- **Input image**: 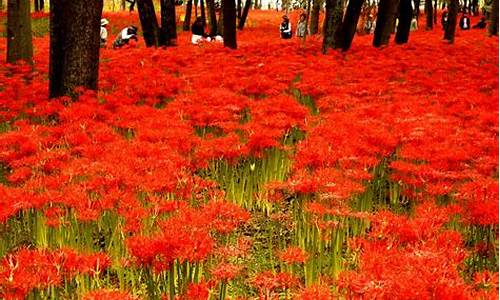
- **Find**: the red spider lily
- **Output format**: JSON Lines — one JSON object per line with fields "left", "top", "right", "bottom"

{"left": 211, "top": 263, "right": 243, "bottom": 282}
{"left": 82, "top": 289, "right": 136, "bottom": 300}
{"left": 278, "top": 246, "right": 309, "bottom": 264}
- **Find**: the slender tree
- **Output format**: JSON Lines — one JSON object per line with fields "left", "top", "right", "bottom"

{"left": 433, "top": 0, "right": 437, "bottom": 24}
{"left": 183, "top": 0, "right": 193, "bottom": 30}
{"left": 223, "top": 0, "right": 237, "bottom": 48}
{"left": 373, "top": 0, "right": 399, "bottom": 47}
{"left": 238, "top": 0, "right": 252, "bottom": 29}
{"left": 49, "top": 0, "right": 103, "bottom": 98}
{"left": 159, "top": 0, "right": 177, "bottom": 45}
{"left": 425, "top": 0, "right": 433, "bottom": 29}
{"left": 443, "top": 0, "right": 458, "bottom": 42}
{"left": 200, "top": 0, "right": 206, "bottom": 22}
{"left": 322, "top": 0, "right": 343, "bottom": 53}
{"left": 137, "top": 0, "right": 160, "bottom": 47}
{"left": 310, "top": 0, "right": 322, "bottom": 34}
{"left": 7, "top": 0, "right": 33, "bottom": 64}
{"left": 337, "top": 0, "right": 365, "bottom": 50}
{"left": 207, "top": 0, "right": 218, "bottom": 34}
{"left": 489, "top": 0, "right": 498, "bottom": 35}
{"left": 395, "top": 0, "right": 412, "bottom": 43}
{"left": 237, "top": 0, "right": 242, "bottom": 18}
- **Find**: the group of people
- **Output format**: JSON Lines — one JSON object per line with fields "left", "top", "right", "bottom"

{"left": 100, "top": 18, "right": 138, "bottom": 48}
{"left": 441, "top": 9, "right": 488, "bottom": 30}
{"left": 100, "top": 17, "right": 223, "bottom": 48}
{"left": 279, "top": 14, "right": 309, "bottom": 39}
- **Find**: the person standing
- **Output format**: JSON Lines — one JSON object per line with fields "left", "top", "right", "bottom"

{"left": 441, "top": 8, "right": 449, "bottom": 30}
{"left": 296, "top": 13, "right": 308, "bottom": 37}
{"left": 280, "top": 15, "right": 292, "bottom": 39}
{"left": 459, "top": 12, "right": 471, "bottom": 29}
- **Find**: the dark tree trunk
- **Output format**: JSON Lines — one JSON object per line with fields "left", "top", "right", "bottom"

{"left": 200, "top": 0, "right": 206, "bottom": 22}
{"left": 432, "top": 0, "right": 437, "bottom": 25}
{"left": 395, "top": 0, "right": 412, "bottom": 43}
{"left": 322, "top": 0, "right": 343, "bottom": 53}
{"left": 238, "top": 0, "right": 251, "bottom": 30}
{"left": 183, "top": 0, "right": 192, "bottom": 30}
{"left": 237, "top": 0, "right": 242, "bottom": 18}
{"left": 303, "top": 0, "right": 311, "bottom": 41}
{"left": 34, "top": 0, "right": 38, "bottom": 11}
{"left": 310, "top": 0, "right": 321, "bottom": 34}
{"left": 39, "top": 0, "right": 43, "bottom": 10}
{"left": 443, "top": 0, "right": 458, "bottom": 42}
{"left": 413, "top": 0, "right": 420, "bottom": 18}
{"left": 425, "top": 0, "right": 433, "bottom": 29}
{"left": 373, "top": 0, "right": 399, "bottom": 47}
{"left": 195, "top": 0, "right": 198, "bottom": 16}
{"left": 137, "top": 0, "right": 160, "bottom": 47}
{"left": 207, "top": 0, "right": 218, "bottom": 34}
{"left": 7, "top": 0, "right": 33, "bottom": 64}
{"left": 489, "top": 0, "right": 498, "bottom": 35}
{"left": 159, "top": 0, "right": 177, "bottom": 45}
{"left": 337, "top": 0, "right": 365, "bottom": 51}
{"left": 222, "top": 0, "right": 237, "bottom": 48}
{"left": 217, "top": 9, "right": 224, "bottom": 34}
{"left": 121, "top": 0, "right": 126, "bottom": 10}
{"left": 129, "top": 0, "right": 136, "bottom": 11}
{"left": 49, "top": 0, "right": 103, "bottom": 98}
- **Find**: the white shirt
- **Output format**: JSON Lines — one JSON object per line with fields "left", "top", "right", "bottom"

{"left": 100, "top": 27, "right": 108, "bottom": 41}
{"left": 121, "top": 28, "right": 134, "bottom": 40}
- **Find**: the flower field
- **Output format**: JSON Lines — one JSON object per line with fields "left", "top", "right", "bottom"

{"left": 0, "top": 10, "right": 498, "bottom": 299}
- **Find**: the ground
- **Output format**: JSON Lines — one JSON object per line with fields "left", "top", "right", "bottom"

{"left": 0, "top": 10, "right": 498, "bottom": 300}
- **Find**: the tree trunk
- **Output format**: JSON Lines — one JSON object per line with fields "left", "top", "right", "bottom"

{"left": 39, "top": 0, "right": 43, "bottom": 10}
{"left": 7, "top": 0, "right": 33, "bottom": 64}
{"left": 217, "top": 9, "right": 224, "bottom": 34}
{"left": 137, "top": 0, "right": 160, "bottom": 47}
{"left": 121, "top": 0, "right": 126, "bottom": 10}
{"left": 425, "top": 0, "right": 433, "bottom": 29}
{"left": 373, "top": 0, "right": 399, "bottom": 47}
{"left": 395, "top": 0, "right": 412, "bottom": 43}
{"left": 183, "top": 0, "right": 192, "bottom": 30}
{"left": 413, "top": 0, "right": 420, "bottom": 18}
{"left": 237, "top": 0, "right": 242, "bottom": 19}
{"left": 34, "top": 0, "right": 39, "bottom": 11}
{"left": 310, "top": 0, "right": 321, "bottom": 34}
{"left": 322, "top": 0, "right": 343, "bottom": 53}
{"left": 443, "top": 0, "right": 458, "bottom": 42}
{"left": 238, "top": 0, "right": 251, "bottom": 30}
{"left": 303, "top": 0, "right": 311, "bottom": 41}
{"left": 195, "top": 0, "right": 198, "bottom": 16}
{"left": 489, "top": 0, "right": 498, "bottom": 35}
{"left": 200, "top": 0, "right": 206, "bottom": 22}
{"left": 337, "top": 0, "right": 365, "bottom": 51}
{"left": 433, "top": 0, "right": 437, "bottom": 24}
{"left": 159, "top": 0, "right": 177, "bottom": 45}
{"left": 223, "top": 0, "right": 237, "bottom": 48}
{"left": 129, "top": 0, "right": 136, "bottom": 11}
{"left": 207, "top": 0, "right": 218, "bottom": 34}
{"left": 49, "top": 0, "right": 103, "bottom": 98}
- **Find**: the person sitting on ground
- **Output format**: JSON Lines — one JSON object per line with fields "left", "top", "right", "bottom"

{"left": 365, "top": 14, "right": 375, "bottom": 34}
{"left": 296, "top": 13, "right": 308, "bottom": 38}
{"left": 191, "top": 17, "right": 211, "bottom": 44}
{"left": 459, "top": 12, "right": 471, "bottom": 29}
{"left": 100, "top": 18, "right": 109, "bottom": 48}
{"left": 113, "top": 25, "right": 138, "bottom": 48}
{"left": 280, "top": 15, "right": 292, "bottom": 39}
{"left": 441, "top": 8, "right": 449, "bottom": 30}
{"left": 472, "top": 16, "right": 487, "bottom": 28}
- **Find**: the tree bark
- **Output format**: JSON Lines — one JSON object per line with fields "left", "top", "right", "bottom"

{"left": 7, "top": 0, "right": 33, "bottom": 64}
{"left": 238, "top": 0, "right": 251, "bottom": 30}
{"left": 200, "top": 0, "right": 206, "bottom": 22}
{"left": 218, "top": 8, "right": 224, "bottom": 34}
{"left": 207, "top": 0, "right": 218, "bottom": 34}
{"left": 49, "top": 0, "right": 103, "bottom": 98}
{"left": 337, "top": 0, "right": 365, "bottom": 50}
{"left": 310, "top": 0, "right": 321, "bottom": 34}
{"left": 34, "top": 0, "right": 39, "bottom": 11}
{"left": 489, "top": 0, "right": 498, "bottom": 35}
{"left": 223, "top": 0, "right": 237, "bottom": 48}
{"left": 395, "top": 0, "right": 412, "bottom": 43}
{"left": 443, "top": 0, "right": 458, "bottom": 42}
{"left": 425, "top": 0, "right": 433, "bottom": 29}
{"left": 433, "top": 0, "right": 437, "bottom": 24}
{"left": 159, "top": 0, "right": 177, "bottom": 45}
{"left": 412, "top": 0, "right": 420, "bottom": 18}
{"left": 322, "top": 0, "right": 343, "bottom": 53}
{"left": 237, "top": 0, "right": 242, "bottom": 19}
{"left": 121, "top": 0, "right": 126, "bottom": 10}
{"left": 373, "top": 0, "right": 399, "bottom": 47}
{"left": 183, "top": 0, "right": 193, "bottom": 30}
{"left": 137, "top": 0, "right": 160, "bottom": 47}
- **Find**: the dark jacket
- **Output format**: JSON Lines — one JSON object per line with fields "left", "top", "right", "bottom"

{"left": 459, "top": 16, "right": 471, "bottom": 29}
